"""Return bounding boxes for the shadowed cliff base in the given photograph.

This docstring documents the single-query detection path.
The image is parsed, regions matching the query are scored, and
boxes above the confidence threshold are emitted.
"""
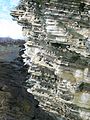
[0,40,58,120]
[0,62,57,120]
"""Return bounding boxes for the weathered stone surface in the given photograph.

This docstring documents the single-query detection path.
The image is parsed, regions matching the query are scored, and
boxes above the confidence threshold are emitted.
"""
[11,0,90,120]
[0,41,56,120]
[0,62,56,120]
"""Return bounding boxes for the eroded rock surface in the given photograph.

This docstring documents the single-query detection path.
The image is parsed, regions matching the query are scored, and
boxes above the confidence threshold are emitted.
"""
[0,41,55,120]
[11,0,90,120]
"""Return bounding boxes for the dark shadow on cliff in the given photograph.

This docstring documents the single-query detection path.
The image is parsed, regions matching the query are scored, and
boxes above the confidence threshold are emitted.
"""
[0,41,57,120]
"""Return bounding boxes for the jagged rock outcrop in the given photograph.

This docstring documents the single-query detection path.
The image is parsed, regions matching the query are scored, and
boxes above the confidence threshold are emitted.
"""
[11,0,90,120]
[0,41,56,120]
[0,61,57,120]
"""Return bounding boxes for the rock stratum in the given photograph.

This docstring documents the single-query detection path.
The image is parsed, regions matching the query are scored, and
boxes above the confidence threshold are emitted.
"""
[0,40,55,120]
[11,0,90,120]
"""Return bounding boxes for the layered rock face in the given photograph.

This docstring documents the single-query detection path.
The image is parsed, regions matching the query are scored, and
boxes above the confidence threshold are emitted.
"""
[11,0,90,120]
[0,41,55,120]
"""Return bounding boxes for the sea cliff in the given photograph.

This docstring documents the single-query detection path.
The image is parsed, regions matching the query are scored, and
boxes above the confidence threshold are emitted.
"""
[11,0,90,120]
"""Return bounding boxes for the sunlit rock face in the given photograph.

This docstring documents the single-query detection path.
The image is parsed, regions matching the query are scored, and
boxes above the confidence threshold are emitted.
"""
[11,0,90,120]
